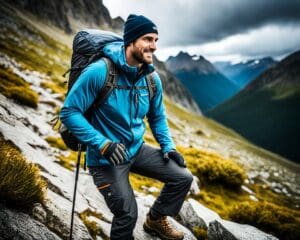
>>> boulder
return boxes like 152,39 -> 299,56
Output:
44,189 -> 93,240
0,205 -> 60,240
179,198 -> 221,229
190,176 -> 201,195
208,219 -> 279,240
134,194 -> 197,240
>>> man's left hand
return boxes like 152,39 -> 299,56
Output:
163,150 -> 186,168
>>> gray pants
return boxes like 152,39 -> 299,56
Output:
89,143 -> 193,240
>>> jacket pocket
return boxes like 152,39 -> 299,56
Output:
135,91 -> 150,119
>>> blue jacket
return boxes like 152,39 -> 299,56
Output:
60,42 -> 175,166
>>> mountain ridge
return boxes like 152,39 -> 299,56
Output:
214,57 -> 278,89
166,51 -> 239,111
207,50 -> 300,163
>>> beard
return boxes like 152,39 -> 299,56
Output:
131,45 -> 154,64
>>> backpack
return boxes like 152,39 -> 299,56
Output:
59,29 -> 157,152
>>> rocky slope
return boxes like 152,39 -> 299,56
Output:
6,0 -> 123,34
153,56 -> 201,114
0,1 -> 299,240
0,53 -> 280,240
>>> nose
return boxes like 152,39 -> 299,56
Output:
149,41 -> 157,51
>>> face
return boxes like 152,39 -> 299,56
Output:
130,33 -> 158,65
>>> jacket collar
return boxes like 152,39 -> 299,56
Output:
103,42 -> 155,82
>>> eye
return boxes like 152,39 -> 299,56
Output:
145,37 -> 152,42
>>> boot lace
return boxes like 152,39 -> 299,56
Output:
160,216 -> 173,233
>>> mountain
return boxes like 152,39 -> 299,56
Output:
166,51 -> 239,112
207,50 -> 300,163
0,0 -> 200,114
153,56 -> 201,114
214,57 -> 278,89
7,0 -> 124,33
1,1 -> 300,239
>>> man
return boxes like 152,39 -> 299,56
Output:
60,14 -> 193,240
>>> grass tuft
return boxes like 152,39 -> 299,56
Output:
0,66 -> 39,108
0,135 -> 46,207
192,226 -> 208,240
45,135 -> 68,151
228,201 -> 300,240
178,146 -> 246,188
79,209 -> 109,240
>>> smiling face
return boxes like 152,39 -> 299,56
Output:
126,33 -> 159,66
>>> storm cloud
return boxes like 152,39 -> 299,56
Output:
104,0 -> 300,61
105,0 -> 300,46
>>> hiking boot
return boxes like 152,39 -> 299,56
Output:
143,214 -> 184,240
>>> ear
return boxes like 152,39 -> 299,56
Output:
125,42 -> 133,50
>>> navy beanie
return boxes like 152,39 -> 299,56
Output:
123,14 -> 158,46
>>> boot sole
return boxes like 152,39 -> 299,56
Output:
143,222 -> 184,240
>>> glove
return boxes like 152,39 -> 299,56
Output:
163,150 -> 186,168
101,142 -> 128,166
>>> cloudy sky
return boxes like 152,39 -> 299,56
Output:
103,0 -> 300,63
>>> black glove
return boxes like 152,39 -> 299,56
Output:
101,142 -> 127,166
163,150 -> 186,168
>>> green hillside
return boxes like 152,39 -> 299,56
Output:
207,52 -> 300,163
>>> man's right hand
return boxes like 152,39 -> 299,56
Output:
101,142 -> 127,166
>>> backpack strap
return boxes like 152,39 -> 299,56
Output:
91,61 -> 156,109
93,57 -> 118,108
145,73 -> 157,101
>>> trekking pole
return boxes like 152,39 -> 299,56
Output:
69,144 -> 82,240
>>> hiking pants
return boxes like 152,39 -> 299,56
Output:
89,143 -> 193,240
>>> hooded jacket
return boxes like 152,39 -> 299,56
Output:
60,42 -> 175,166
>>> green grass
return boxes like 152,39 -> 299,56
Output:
45,135 -> 81,171
179,146 -> 247,188
45,135 -> 68,151
192,226 -> 208,240
0,135 -> 46,207
0,65 -> 39,108
129,173 -> 163,196
0,9 -> 71,97
207,87 -> 300,163
56,151 -> 80,171
228,201 -> 300,240
79,209 -> 109,240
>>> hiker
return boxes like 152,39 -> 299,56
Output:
60,14 -> 193,240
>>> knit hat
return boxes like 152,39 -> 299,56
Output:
123,14 -> 158,46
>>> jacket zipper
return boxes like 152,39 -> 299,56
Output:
134,92 -> 139,119
129,87 -> 134,145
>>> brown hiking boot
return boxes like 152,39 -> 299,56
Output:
143,214 -> 184,240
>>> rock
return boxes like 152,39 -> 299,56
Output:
32,203 -> 47,223
208,219 -> 279,240
179,198 -> 221,229
0,205 -> 61,240
148,186 -> 160,193
44,190 -> 93,240
249,195 -> 259,201
190,175 -> 201,195
134,195 -> 197,240
87,216 -> 111,238
241,185 -> 254,195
